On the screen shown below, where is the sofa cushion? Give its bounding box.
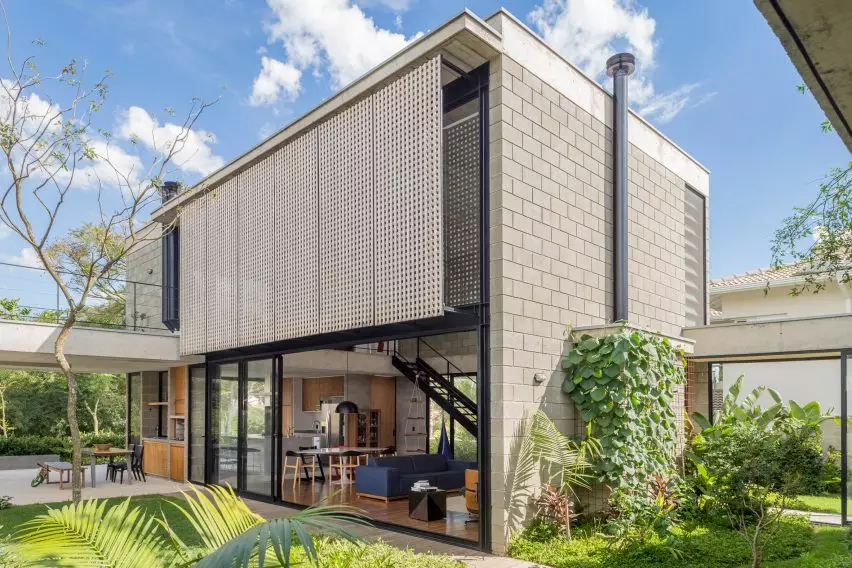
[411,454,448,474]
[433,470,465,491]
[371,455,416,474]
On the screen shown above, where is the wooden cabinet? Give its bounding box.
[172,367,186,416]
[170,443,185,481]
[301,376,344,411]
[281,378,293,437]
[143,440,168,477]
[370,377,396,447]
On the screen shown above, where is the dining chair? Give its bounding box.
[108,444,133,483]
[298,446,322,482]
[333,450,362,484]
[282,451,307,491]
[131,444,146,482]
[381,446,396,457]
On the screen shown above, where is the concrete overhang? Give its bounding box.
[683,313,852,362]
[0,320,400,376]
[0,320,200,373]
[755,0,852,151]
[151,9,502,225]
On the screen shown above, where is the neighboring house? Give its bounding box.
[708,265,849,451]
[0,8,711,553]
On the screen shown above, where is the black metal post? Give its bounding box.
[606,53,635,323]
[476,66,491,553]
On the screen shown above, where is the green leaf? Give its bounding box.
[590,387,607,402]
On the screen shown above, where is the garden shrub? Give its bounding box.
[0,432,124,460]
[776,426,830,494]
[508,516,814,568]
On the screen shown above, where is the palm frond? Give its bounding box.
[166,484,370,568]
[15,498,164,568]
[530,410,593,491]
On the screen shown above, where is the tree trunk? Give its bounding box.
[55,320,83,504]
[0,388,7,437]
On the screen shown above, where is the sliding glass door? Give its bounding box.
[208,358,277,498]
[210,363,240,488]
[245,359,274,496]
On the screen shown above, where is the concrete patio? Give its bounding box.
[0,465,187,506]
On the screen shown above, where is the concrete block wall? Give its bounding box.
[488,52,696,552]
[125,223,169,334]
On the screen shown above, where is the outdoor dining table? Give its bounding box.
[297,447,389,485]
[82,447,134,488]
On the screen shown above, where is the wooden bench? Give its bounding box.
[37,461,86,490]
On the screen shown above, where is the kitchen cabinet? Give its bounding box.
[143,440,168,477]
[170,443,185,481]
[172,367,186,415]
[301,376,344,411]
[370,377,396,447]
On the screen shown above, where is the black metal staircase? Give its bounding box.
[392,350,478,439]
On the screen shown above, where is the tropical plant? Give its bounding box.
[14,484,368,567]
[514,410,598,540]
[561,327,685,536]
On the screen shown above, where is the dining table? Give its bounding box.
[82,447,134,488]
[297,447,389,485]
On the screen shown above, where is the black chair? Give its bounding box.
[131,444,146,482]
[108,444,133,483]
[381,446,396,456]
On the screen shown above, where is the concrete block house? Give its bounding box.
[0,8,711,553]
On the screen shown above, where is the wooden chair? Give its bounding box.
[464,469,479,524]
[332,451,362,484]
[298,447,323,482]
[282,451,313,490]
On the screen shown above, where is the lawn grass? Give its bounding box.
[792,495,845,515]
[0,494,200,547]
[508,517,851,568]
[0,495,463,567]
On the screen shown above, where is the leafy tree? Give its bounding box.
[771,85,852,294]
[0,4,215,502]
[0,297,31,320]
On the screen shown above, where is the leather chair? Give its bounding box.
[464,468,479,524]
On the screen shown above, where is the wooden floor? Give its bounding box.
[279,478,479,542]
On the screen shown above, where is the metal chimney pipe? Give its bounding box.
[606,53,635,323]
[161,180,180,203]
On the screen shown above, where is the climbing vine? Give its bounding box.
[561,327,685,497]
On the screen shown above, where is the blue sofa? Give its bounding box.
[355,454,477,501]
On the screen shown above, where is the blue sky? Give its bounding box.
[0,0,849,303]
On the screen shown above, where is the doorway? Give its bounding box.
[208,358,277,498]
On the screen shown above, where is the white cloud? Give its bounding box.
[260,0,421,96]
[257,121,278,140]
[4,247,41,268]
[0,224,9,240]
[249,56,302,106]
[116,106,225,177]
[529,0,711,123]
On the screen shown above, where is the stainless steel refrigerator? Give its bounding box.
[319,396,344,447]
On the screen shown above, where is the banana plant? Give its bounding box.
[14,484,369,567]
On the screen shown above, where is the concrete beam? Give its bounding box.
[684,314,852,361]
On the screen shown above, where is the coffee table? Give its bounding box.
[408,489,447,522]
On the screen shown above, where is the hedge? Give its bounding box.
[0,433,124,461]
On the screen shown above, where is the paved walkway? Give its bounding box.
[245,498,539,568]
[0,465,187,506]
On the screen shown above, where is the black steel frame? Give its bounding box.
[196,60,492,550]
[186,363,205,484]
[703,353,850,526]
[204,356,279,501]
